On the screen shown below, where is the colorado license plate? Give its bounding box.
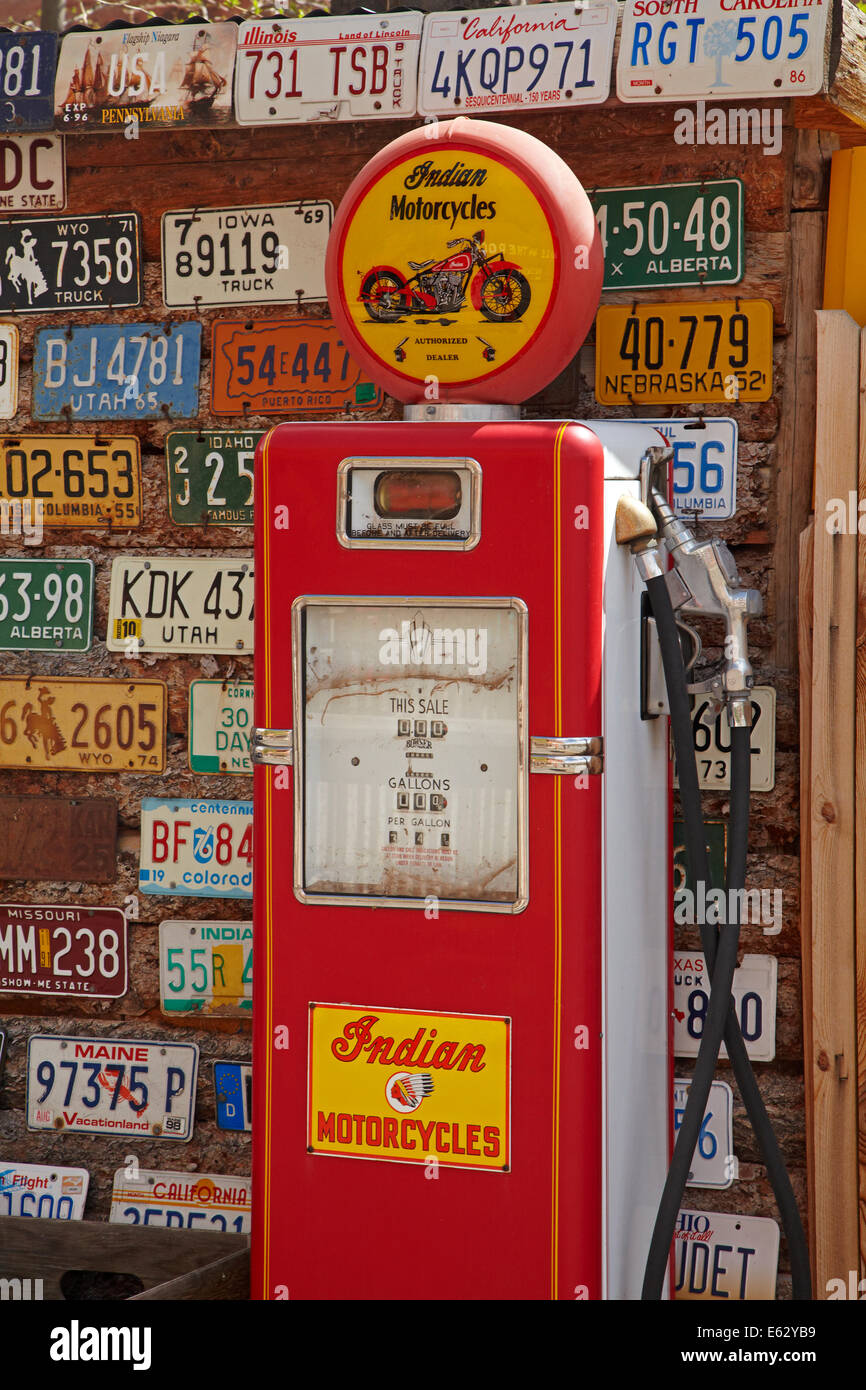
[0,435,141,527]
[0,677,166,773]
[595,300,773,405]
[0,1162,88,1218]
[166,431,261,526]
[27,1035,199,1140]
[211,317,382,416]
[159,920,252,1016]
[0,324,18,419]
[0,903,127,998]
[106,556,253,655]
[673,1079,734,1189]
[214,1061,251,1132]
[110,1168,251,1233]
[0,558,93,651]
[674,952,777,1062]
[591,181,742,290]
[0,133,65,211]
[139,798,253,900]
[0,32,58,131]
[189,679,253,773]
[674,1211,779,1301]
[32,322,201,420]
[0,212,140,312]
[688,686,775,792]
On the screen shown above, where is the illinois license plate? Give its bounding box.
[0,212,140,312]
[0,324,18,419]
[166,431,261,526]
[674,1211,779,1301]
[110,1168,250,1233]
[139,798,253,900]
[0,133,65,211]
[27,1034,199,1140]
[159,920,252,1016]
[0,677,166,773]
[214,1061,251,1132]
[161,201,331,308]
[595,300,773,405]
[106,556,253,655]
[235,14,422,125]
[189,679,253,773]
[591,180,742,290]
[688,686,775,792]
[211,317,382,416]
[0,903,127,998]
[0,1162,88,1218]
[0,558,93,651]
[32,322,201,420]
[673,1079,734,1189]
[0,435,141,527]
[674,952,777,1062]
[0,32,58,131]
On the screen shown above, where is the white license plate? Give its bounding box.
[27,1035,198,1139]
[139,798,253,900]
[631,417,737,519]
[235,13,423,125]
[0,1161,88,1218]
[674,1210,779,1300]
[110,1168,250,1234]
[0,324,18,419]
[673,1079,734,1189]
[106,555,253,655]
[674,952,777,1062]
[0,133,64,210]
[159,920,252,1016]
[189,679,253,774]
[682,686,775,792]
[417,1,616,116]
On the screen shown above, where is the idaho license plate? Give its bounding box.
[674,1211,779,1301]
[0,677,166,773]
[166,431,262,526]
[0,32,58,131]
[687,686,775,792]
[214,1061,251,1132]
[32,322,201,420]
[591,181,743,290]
[27,1035,199,1140]
[0,1162,88,1218]
[0,435,141,527]
[673,952,777,1062]
[0,133,65,211]
[210,317,383,416]
[673,1079,734,1189]
[0,902,127,998]
[0,212,141,313]
[159,920,252,1016]
[110,1168,251,1233]
[139,798,253,900]
[106,556,253,655]
[189,679,253,773]
[0,324,18,419]
[0,558,93,650]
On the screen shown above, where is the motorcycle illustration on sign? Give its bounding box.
[359,231,531,325]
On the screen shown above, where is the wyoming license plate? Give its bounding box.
[159,920,252,1016]
[0,558,93,651]
[166,431,262,526]
[106,556,253,655]
[211,317,382,416]
[0,902,127,998]
[0,435,140,526]
[139,798,253,900]
[0,677,166,773]
[189,679,253,773]
[32,322,201,420]
[0,212,141,312]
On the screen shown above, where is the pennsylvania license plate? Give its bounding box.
[0,133,65,211]
[0,677,166,773]
[673,952,777,1063]
[106,556,253,655]
[0,32,58,131]
[110,1168,251,1233]
[139,798,253,900]
[674,1211,779,1301]
[0,1162,88,1219]
[159,920,252,1016]
[632,417,738,519]
[189,679,253,773]
[214,1061,251,1132]
[0,324,18,419]
[27,1035,199,1140]
[32,322,201,420]
[0,212,141,313]
[0,902,127,998]
[673,1079,734,1189]
[211,317,382,416]
[166,431,262,526]
[591,180,742,290]
[0,558,93,651]
[0,435,141,527]
[595,300,773,405]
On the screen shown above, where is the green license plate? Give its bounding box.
[673,819,727,899]
[166,430,263,526]
[591,181,743,291]
[0,558,93,650]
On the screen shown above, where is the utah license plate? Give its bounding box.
[0,32,58,130]
[214,1061,251,1132]
[166,431,262,526]
[0,435,140,527]
[0,677,166,773]
[674,952,777,1062]
[106,556,253,655]
[211,317,382,416]
[110,1168,250,1233]
[591,180,742,290]
[139,798,253,900]
[0,558,93,651]
[32,322,201,420]
[0,212,140,312]
[0,133,65,211]
[0,324,18,419]
[0,1162,88,1218]
[673,1079,734,1189]
[0,903,127,998]
[159,920,252,1016]
[674,1211,779,1301]
[189,679,253,773]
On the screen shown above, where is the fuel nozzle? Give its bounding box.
[614,493,664,581]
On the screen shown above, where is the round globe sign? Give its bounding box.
[325,117,602,405]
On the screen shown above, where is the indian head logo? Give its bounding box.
[386,1072,434,1113]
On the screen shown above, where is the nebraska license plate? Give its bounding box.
[106,555,254,655]
[32,322,201,421]
[0,558,93,650]
[0,435,141,527]
[27,1035,199,1140]
[166,431,262,526]
[110,1168,251,1233]
[189,679,253,773]
[0,1162,88,1218]
[210,317,383,416]
[0,903,127,998]
[159,920,252,1016]
[139,798,253,899]
[0,677,166,773]
[0,324,18,419]
[214,1061,251,1132]
[0,32,58,131]
[0,212,141,313]
[0,133,65,211]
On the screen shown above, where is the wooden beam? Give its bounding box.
[857,327,866,1278]
[799,517,816,1292]
[827,0,866,134]
[128,1248,250,1301]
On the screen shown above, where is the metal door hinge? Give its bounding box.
[530,736,603,775]
[252,728,293,766]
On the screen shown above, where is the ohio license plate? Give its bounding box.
[235,14,422,125]
[27,1035,199,1140]
[591,180,742,290]
[0,324,18,419]
[0,32,58,131]
[673,1079,734,1189]
[0,903,127,998]
[211,317,382,416]
[0,558,93,651]
[214,1061,251,1132]
[33,322,201,420]
[159,920,252,1016]
[110,1168,251,1233]
[674,952,777,1062]
[139,798,253,900]
[106,556,253,655]
[0,435,141,527]
[166,431,262,526]
[633,417,738,519]
[0,677,166,773]
[189,679,253,773]
[161,201,331,308]
[0,1162,88,1218]
[417,1,616,116]
[687,686,775,792]
[0,212,140,313]
[674,1211,779,1301]
[0,133,65,211]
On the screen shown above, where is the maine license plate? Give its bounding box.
[166,431,262,527]
[595,300,773,405]
[0,32,58,131]
[591,181,742,290]
[674,1211,779,1301]
[0,324,18,419]
[633,417,737,519]
[214,1061,251,1132]
[0,435,141,527]
[106,556,253,655]
[159,920,252,1016]
[32,322,201,421]
[211,317,381,417]
[110,1169,251,1233]
[27,1034,199,1140]
[688,686,775,792]
[417,1,616,116]
[162,201,331,308]
[0,902,127,998]
[0,1162,88,1218]
[0,677,166,773]
[0,212,141,313]
[673,1079,734,1189]
[0,133,65,211]
[139,798,253,900]
[674,952,777,1063]
[235,14,423,125]
[189,679,253,773]
[0,558,93,651]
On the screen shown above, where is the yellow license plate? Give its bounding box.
[0,678,166,772]
[0,436,141,527]
[595,300,773,405]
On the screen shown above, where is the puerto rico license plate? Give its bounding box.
[673,1079,734,1189]
[0,32,58,131]
[675,1211,779,1301]
[0,558,93,650]
[0,1162,88,1218]
[674,952,777,1063]
[0,677,166,773]
[214,1061,251,1132]
[166,431,261,526]
[0,902,127,998]
[139,798,253,900]
[0,212,141,313]
[27,1034,199,1140]
[0,133,65,211]
[0,435,141,527]
[33,322,201,420]
[211,317,382,416]
[110,1168,251,1233]
[189,679,253,773]
[0,324,18,419]
[595,300,773,405]
[591,180,742,290]
[159,920,252,1016]
[106,556,253,655]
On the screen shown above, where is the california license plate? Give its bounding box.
[189,679,253,773]
[632,417,737,520]
[0,677,165,773]
[0,903,127,998]
[139,798,253,900]
[0,558,92,651]
[214,1061,251,1132]
[211,317,382,416]
[0,212,141,312]
[688,686,775,792]
[110,1168,250,1233]
[591,181,742,290]
[0,32,58,131]
[27,1034,198,1140]
[0,324,18,419]
[0,435,141,527]
[595,300,773,405]
[673,952,777,1062]
[0,1162,88,1218]
[0,133,65,211]
[159,920,252,1016]
[106,556,253,655]
[32,322,201,420]
[674,1211,779,1301]
[673,1079,734,1189]
[166,431,262,526]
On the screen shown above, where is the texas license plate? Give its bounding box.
[161,201,331,308]
[211,317,382,416]
[632,417,738,519]
[673,952,777,1062]
[189,679,253,773]
[0,32,58,131]
[0,1162,88,1218]
[166,431,262,526]
[595,300,773,405]
[0,677,166,773]
[687,686,775,792]
[0,212,140,312]
[27,1035,199,1139]
[214,1061,251,1132]
[0,558,93,651]
[32,322,201,420]
[159,920,252,1016]
[139,798,253,899]
[674,1211,779,1301]
[110,1168,251,1233]
[0,324,18,419]
[0,133,65,211]
[106,556,253,655]
[0,435,141,526]
[591,181,742,290]
[235,14,422,125]
[673,1079,734,1189]
[0,903,127,998]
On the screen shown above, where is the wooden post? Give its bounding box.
[857,327,866,1277]
[799,517,816,1292]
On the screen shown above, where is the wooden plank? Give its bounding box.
[827,0,866,134]
[128,1247,250,1301]
[858,326,866,1279]
[793,129,841,210]
[799,518,817,1292]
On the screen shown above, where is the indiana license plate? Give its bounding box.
[673,952,777,1062]
[106,556,253,655]
[189,679,253,773]
[0,677,165,773]
[110,1168,251,1233]
[214,1061,251,1132]
[674,1211,779,1301]
[0,133,65,211]
[27,1035,198,1140]
[673,1079,734,1189]
[0,1162,88,1218]
[0,558,93,651]
[0,212,140,312]
[32,322,201,420]
[0,324,18,419]
[0,903,127,998]
[166,431,261,526]
[0,32,58,131]
[211,317,382,416]
[591,180,743,290]
[139,798,253,900]
[159,920,252,1016]
[0,435,141,526]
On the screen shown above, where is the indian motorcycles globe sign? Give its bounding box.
[325,117,602,403]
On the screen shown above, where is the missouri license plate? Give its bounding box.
[0,435,140,527]
[0,558,93,651]
[110,1168,250,1233]
[0,677,165,773]
[211,317,382,416]
[139,798,253,900]
[0,32,58,131]
[32,322,201,420]
[214,1061,251,1132]
[674,1211,779,1301]
[166,431,262,526]
[0,1162,88,1218]
[159,920,252,1016]
[0,903,127,998]
[0,212,140,312]
[0,133,65,211]
[106,556,253,655]
[189,679,253,773]
[591,180,743,290]
[595,300,773,405]
[0,324,18,419]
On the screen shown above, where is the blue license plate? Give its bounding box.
[0,33,58,131]
[32,323,201,420]
[214,1061,251,1132]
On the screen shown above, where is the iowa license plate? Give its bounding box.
[0,212,141,312]
[159,920,252,1016]
[0,1162,88,1219]
[0,677,165,773]
[0,133,65,211]
[591,180,743,290]
[0,558,92,651]
[33,322,201,420]
[0,32,58,131]
[110,1168,250,1233]
[0,324,18,419]
[189,679,253,773]
[595,300,773,405]
[0,903,127,998]
[166,431,261,526]
[211,317,382,416]
[214,1061,251,1132]
[139,798,253,900]
[106,556,253,655]
[0,435,141,527]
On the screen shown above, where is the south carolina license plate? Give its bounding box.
[189,679,253,773]
[0,677,166,773]
[210,317,382,416]
[0,902,127,998]
[0,435,141,527]
[106,556,253,655]
[0,212,141,312]
[0,558,93,650]
[139,798,253,900]
[159,920,252,1016]
[0,1162,88,1218]
[166,431,262,526]
[110,1168,251,1233]
[32,322,201,420]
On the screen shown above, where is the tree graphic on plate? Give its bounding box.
[703,20,740,89]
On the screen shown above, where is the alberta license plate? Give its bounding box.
[0,902,127,998]
[0,32,58,131]
[591,181,742,290]
[110,1168,251,1233]
[189,679,253,773]
[27,1035,199,1140]
[0,677,166,773]
[0,1162,88,1218]
[211,317,382,416]
[214,1061,251,1132]
[673,1078,734,1189]
[0,212,141,312]
[32,322,201,420]
[0,558,93,650]
[674,952,777,1062]
[139,798,253,900]
[0,435,141,526]
[595,300,773,405]
[166,431,262,526]
[0,324,18,419]
[159,920,252,1016]
[688,686,775,792]
[106,556,253,655]
[674,1211,779,1301]
[0,133,65,211]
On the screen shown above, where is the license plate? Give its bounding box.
[632,417,738,519]
[0,435,141,527]
[0,795,116,882]
[0,134,65,211]
[0,558,93,651]
[673,819,726,899]
[0,324,18,419]
[592,181,742,291]
[211,317,382,417]
[110,1168,250,1233]
[417,1,616,116]
[0,677,165,773]
[189,679,253,773]
[673,1079,734,1189]
[674,952,777,1062]
[674,1211,779,1300]
[139,798,253,900]
[161,201,332,308]
[166,431,262,527]
[0,903,127,998]
[617,0,830,101]
[686,686,775,792]
[0,1162,88,1218]
[595,300,773,405]
[106,556,253,655]
[159,920,252,1016]
[55,24,237,131]
[33,322,201,420]
[0,212,141,313]
[27,1034,198,1140]
[214,1061,251,1132]
[0,32,58,131]
[235,14,422,125]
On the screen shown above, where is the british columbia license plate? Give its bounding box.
[628,416,737,519]
[0,32,58,131]
[159,920,252,1016]
[211,317,382,416]
[110,1168,251,1233]
[0,558,93,651]
[0,903,127,998]
[0,324,18,419]
[0,435,141,527]
[166,431,262,526]
[0,1162,88,1218]
[27,1034,199,1139]
[0,677,166,773]
[106,556,254,655]
[591,180,743,290]
[0,133,65,211]
[189,679,253,773]
[0,212,141,312]
[214,1061,251,1132]
[32,322,201,420]
[139,798,253,900]
[674,1211,779,1301]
